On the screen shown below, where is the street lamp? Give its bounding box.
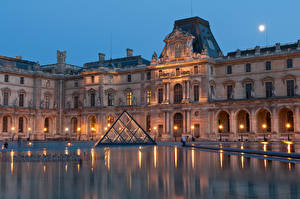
[218,124,223,141]
[239,124,245,142]
[174,125,178,142]
[262,124,267,141]
[286,123,292,141]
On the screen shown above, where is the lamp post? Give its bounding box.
[286,123,291,141]
[218,124,223,141]
[174,125,178,142]
[262,123,267,141]
[153,126,157,141]
[239,124,244,142]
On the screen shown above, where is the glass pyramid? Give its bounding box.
[95,111,156,146]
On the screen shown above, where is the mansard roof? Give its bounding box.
[171,16,222,58]
[84,55,150,71]
[0,55,37,70]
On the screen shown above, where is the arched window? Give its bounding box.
[146,90,151,105]
[126,91,132,106]
[174,84,183,104]
[44,118,49,133]
[18,117,24,133]
[3,116,8,132]
[146,115,151,132]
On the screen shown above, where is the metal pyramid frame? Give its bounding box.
[95,110,156,146]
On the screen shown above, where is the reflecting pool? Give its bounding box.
[0,142,300,199]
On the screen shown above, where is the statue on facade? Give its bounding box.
[231,89,235,99]
[152,52,157,61]
[97,97,101,106]
[295,85,299,96]
[272,86,276,96]
[251,88,255,98]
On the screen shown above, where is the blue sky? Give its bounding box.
[0,0,299,65]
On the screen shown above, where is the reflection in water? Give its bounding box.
[0,145,299,198]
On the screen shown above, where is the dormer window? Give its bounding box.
[175,43,181,58]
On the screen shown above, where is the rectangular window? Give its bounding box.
[108,93,114,106]
[4,75,9,82]
[245,83,252,99]
[194,85,199,102]
[126,92,132,106]
[176,68,180,76]
[20,77,24,84]
[3,117,8,132]
[227,65,232,74]
[74,80,79,88]
[287,59,293,68]
[3,92,8,106]
[158,88,163,104]
[90,93,95,107]
[45,96,50,109]
[194,66,198,74]
[91,76,94,83]
[266,61,271,70]
[128,74,131,82]
[227,85,233,99]
[18,117,23,133]
[265,82,273,98]
[245,63,251,72]
[287,80,295,97]
[147,71,151,80]
[74,96,79,108]
[146,90,151,105]
[19,93,24,107]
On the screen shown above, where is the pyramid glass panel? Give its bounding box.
[95,111,156,146]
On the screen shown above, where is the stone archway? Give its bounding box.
[236,110,250,133]
[256,109,271,132]
[217,111,230,133]
[278,108,294,133]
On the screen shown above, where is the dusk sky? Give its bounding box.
[1,0,299,66]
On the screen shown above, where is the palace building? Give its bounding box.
[1,16,300,141]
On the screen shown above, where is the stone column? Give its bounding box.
[272,108,279,134]
[183,81,186,100]
[250,110,257,134]
[166,83,170,103]
[230,111,237,135]
[187,81,190,101]
[295,107,300,132]
[187,110,191,135]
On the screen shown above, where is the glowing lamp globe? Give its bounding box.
[259,25,265,32]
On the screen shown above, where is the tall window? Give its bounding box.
[265,82,273,98]
[266,61,271,70]
[245,63,251,72]
[20,77,24,84]
[74,80,79,88]
[146,115,151,132]
[4,75,9,82]
[175,44,181,58]
[174,84,183,104]
[71,118,78,133]
[194,85,199,102]
[287,80,295,97]
[19,93,24,107]
[90,93,95,107]
[91,76,95,83]
[287,59,293,68]
[128,74,132,82]
[126,91,132,106]
[194,66,198,74]
[245,83,252,99]
[4,91,9,106]
[45,96,50,109]
[18,117,24,133]
[146,90,151,105]
[227,85,233,99]
[108,93,114,106]
[147,72,151,80]
[226,65,232,74]
[158,88,163,104]
[44,118,49,133]
[45,80,50,88]
[176,68,180,76]
[3,116,8,132]
[74,96,79,108]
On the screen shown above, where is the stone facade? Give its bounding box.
[1,16,300,141]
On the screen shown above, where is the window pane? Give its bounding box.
[287,80,295,96]
[194,85,199,102]
[265,82,273,98]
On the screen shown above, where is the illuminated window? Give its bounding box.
[108,116,114,126]
[126,91,132,106]
[146,90,151,105]
[46,80,50,88]
[44,118,49,133]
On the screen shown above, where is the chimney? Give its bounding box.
[98,53,105,63]
[126,48,133,57]
[57,50,66,64]
[14,56,22,60]
[255,46,260,56]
